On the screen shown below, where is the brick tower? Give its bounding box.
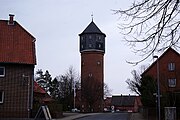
[79,20,106,112]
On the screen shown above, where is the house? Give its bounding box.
[141,48,180,93]
[111,95,142,112]
[33,81,57,118]
[0,14,36,118]
[104,97,112,111]
[33,81,53,104]
[141,47,180,118]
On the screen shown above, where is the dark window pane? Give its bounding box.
[0,91,4,103]
[0,67,5,76]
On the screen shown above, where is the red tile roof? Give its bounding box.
[141,47,180,76]
[0,19,36,65]
[34,81,46,94]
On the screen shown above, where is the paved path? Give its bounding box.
[54,113,100,120]
[129,113,145,120]
[75,112,130,120]
[54,112,145,120]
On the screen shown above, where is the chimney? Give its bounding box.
[8,14,15,25]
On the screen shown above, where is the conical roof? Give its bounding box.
[80,21,105,35]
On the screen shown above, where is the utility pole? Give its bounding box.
[153,55,161,120]
[73,81,76,109]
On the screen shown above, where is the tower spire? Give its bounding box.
[91,12,93,21]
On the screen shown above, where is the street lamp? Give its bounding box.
[153,55,161,120]
[73,81,76,109]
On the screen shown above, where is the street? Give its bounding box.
[75,112,131,120]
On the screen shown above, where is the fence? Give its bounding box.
[32,103,63,118]
[141,107,180,120]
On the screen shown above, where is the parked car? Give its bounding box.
[71,108,80,112]
[103,108,111,112]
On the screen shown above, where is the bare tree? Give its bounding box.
[126,69,157,107]
[126,65,148,94]
[126,70,141,95]
[55,66,80,110]
[104,83,112,98]
[115,0,180,64]
[82,76,103,112]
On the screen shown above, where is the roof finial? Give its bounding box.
[91,12,93,22]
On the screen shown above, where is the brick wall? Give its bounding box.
[81,51,104,112]
[143,48,180,92]
[0,63,34,118]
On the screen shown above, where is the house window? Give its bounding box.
[0,67,5,77]
[168,63,175,71]
[168,78,176,87]
[0,91,4,103]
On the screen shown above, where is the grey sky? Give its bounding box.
[1,0,151,95]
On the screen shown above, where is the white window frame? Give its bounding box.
[168,78,176,87]
[0,67,5,77]
[0,91,4,103]
[168,63,175,71]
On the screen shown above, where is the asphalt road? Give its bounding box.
[75,112,131,120]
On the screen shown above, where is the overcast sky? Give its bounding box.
[1,0,153,95]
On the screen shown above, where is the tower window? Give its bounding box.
[89,44,92,48]
[168,63,175,71]
[96,36,101,40]
[81,36,84,40]
[168,78,176,87]
[82,61,85,66]
[97,61,101,65]
[96,42,103,50]
[88,73,93,77]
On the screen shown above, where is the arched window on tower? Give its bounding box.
[97,61,101,66]
[88,73,93,77]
